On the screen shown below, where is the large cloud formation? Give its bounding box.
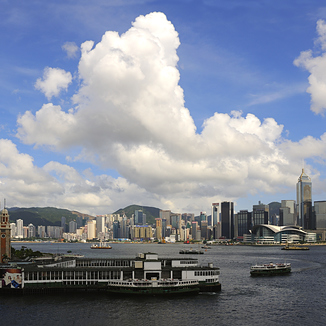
[294,19,326,115]
[13,13,326,213]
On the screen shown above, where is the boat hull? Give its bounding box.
[250,263,291,276]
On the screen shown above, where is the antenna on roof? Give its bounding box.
[4,198,6,209]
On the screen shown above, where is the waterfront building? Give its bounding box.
[69,221,77,233]
[160,210,171,226]
[279,200,296,226]
[61,216,66,233]
[76,216,83,229]
[213,223,221,240]
[211,203,219,227]
[221,202,234,239]
[131,225,152,241]
[0,206,11,262]
[201,221,208,240]
[237,210,252,237]
[171,214,181,232]
[297,169,313,229]
[37,225,46,238]
[191,221,198,240]
[10,223,16,238]
[253,202,269,226]
[16,219,24,239]
[314,201,326,229]
[28,224,36,238]
[251,224,307,243]
[155,218,162,241]
[96,216,105,238]
[87,220,96,240]
[135,210,146,225]
[113,220,119,239]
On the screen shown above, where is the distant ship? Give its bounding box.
[250,262,291,276]
[281,243,309,250]
[90,241,112,249]
[179,249,204,255]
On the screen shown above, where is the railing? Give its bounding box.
[107,279,199,288]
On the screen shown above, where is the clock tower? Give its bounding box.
[0,201,11,263]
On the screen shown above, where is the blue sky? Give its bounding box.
[1,0,326,215]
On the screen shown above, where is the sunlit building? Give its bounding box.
[279,200,296,226]
[297,168,313,229]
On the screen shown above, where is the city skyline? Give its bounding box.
[2,2,326,216]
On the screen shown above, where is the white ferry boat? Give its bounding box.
[0,252,221,295]
[250,262,291,276]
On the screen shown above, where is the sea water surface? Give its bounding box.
[1,242,326,326]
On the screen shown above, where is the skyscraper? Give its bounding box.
[211,203,219,226]
[296,169,313,229]
[61,216,66,233]
[314,201,326,229]
[279,200,296,226]
[237,210,252,236]
[221,202,234,239]
[252,202,269,225]
[16,219,24,239]
[135,210,146,225]
[96,216,105,238]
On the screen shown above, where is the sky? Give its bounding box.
[1,0,326,216]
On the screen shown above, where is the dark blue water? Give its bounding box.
[2,242,326,325]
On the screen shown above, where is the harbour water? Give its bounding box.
[2,242,326,325]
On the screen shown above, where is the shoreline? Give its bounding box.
[10,240,326,246]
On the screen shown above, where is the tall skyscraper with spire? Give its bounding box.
[296,169,313,229]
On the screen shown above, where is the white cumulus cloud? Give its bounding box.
[62,41,79,58]
[13,13,326,213]
[35,67,72,100]
[294,19,326,115]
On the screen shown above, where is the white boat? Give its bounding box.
[90,241,112,249]
[250,262,291,276]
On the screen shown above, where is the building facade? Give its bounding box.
[221,202,234,239]
[297,169,313,229]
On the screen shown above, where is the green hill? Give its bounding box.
[8,207,93,227]
[114,205,160,225]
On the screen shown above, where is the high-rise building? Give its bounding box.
[61,216,66,233]
[201,221,208,240]
[155,218,162,241]
[37,225,46,238]
[314,201,326,229]
[135,210,146,225]
[171,214,181,231]
[76,216,83,229]
[221,202,234,239]
[296,169,313,229]
[191,221,198,240]
[252,202,269,225]
[160,210,171,226]
[87,220,96,240]
[16,219,24,239]
[28,223,36,238]
[211,203,219,226]
[96,216,105,238]
[10,223,16,238]
[237,210,252,237]
[279,200,296,226]
[69,221,77,233]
